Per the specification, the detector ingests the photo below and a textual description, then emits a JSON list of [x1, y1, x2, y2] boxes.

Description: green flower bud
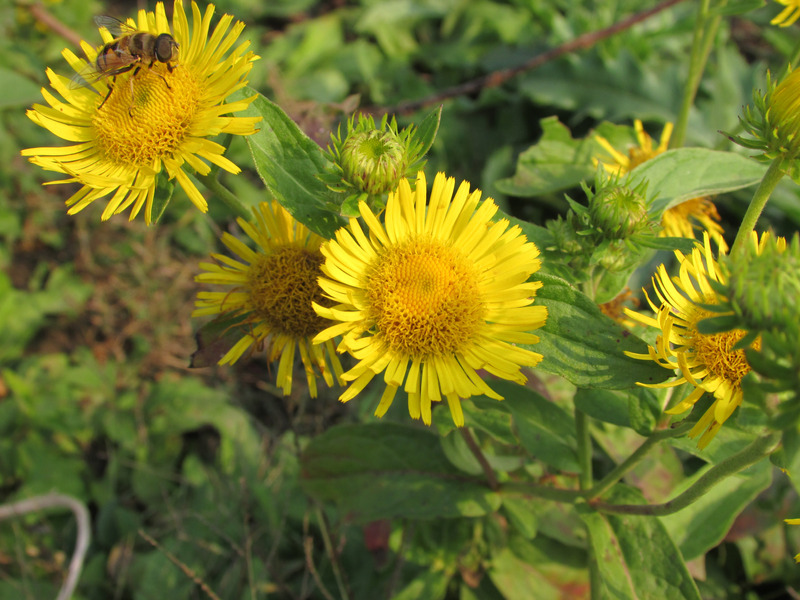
[[588, 183, 649, 239], [340, 129, 407, 195], [723, 232, 800, 335], [321, 113, 430, 215], [547, 216, 583, 255], [729, 68, 800, 171]]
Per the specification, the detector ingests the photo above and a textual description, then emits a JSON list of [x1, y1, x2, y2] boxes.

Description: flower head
[[594, 120, 727, 249], [624, 232, 762, 448], [661, 197, 728, 252], [194, 201, 344, 397], [594, 119, 673, 174], [22, 0, 261, 224], [772, 0, 800, 26], [313, 171, 548, 426]]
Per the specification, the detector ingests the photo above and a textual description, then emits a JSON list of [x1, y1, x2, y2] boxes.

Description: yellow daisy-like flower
[[623, 232, 769, 449], [594, 119, 673, 174], [594, 119, 727, 249], [313, 171, 548, 426], [772, 0, 800, 26], [22, 0, 261, 224], [193, 201, 344, 398], [661, 197, 728, 253]]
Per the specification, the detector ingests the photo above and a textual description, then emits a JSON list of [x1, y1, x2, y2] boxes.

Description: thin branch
[[459, 428, 499, 491], [29, 3, 84, 49], [0, 493, 91, 600], [138, 529, 222, 600], [372, 0, 689, 115]]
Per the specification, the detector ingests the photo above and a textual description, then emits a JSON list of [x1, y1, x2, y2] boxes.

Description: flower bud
[[589, 183, 649, 239], [340, 129, 407, 195]]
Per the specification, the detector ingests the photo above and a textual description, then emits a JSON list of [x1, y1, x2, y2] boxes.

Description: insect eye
[[154, 34, 176, 62]]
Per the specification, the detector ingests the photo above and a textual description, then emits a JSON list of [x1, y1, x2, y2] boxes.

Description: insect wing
[[93, 15, 138, 37]]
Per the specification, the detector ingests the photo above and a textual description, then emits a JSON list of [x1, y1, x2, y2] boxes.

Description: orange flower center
[[247, 247, 330, 338], [690, 327, 758, 386], [92, 64, 199, 167], [366, 236, 485, 357]]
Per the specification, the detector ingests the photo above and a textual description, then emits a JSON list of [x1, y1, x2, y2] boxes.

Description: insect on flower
[[71, 16, 180, 110]]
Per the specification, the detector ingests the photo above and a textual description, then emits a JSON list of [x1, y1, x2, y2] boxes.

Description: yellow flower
[[594, 119, 673, 174], [194, 201, 344, 398], [772, 0, 800, 26], [22, 0, 260, 224], [313, 171, 548, 426], [594, 120, 727, 249], [624, 232, 767, 449], [661, 197, 728, 253]]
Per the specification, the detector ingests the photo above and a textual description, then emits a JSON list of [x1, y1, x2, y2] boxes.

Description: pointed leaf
[[237, 88, 346, 237], [415, 105, 443, 155], [579, 486, 701, 600], [631, 148, 766, 215], [300, 422, 500, 522], [495, 117, 599, 197], [526, 274, 669, 389]]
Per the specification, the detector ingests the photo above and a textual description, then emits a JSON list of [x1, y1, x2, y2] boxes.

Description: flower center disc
[[691, 326, 758, 386], [92, 65, 200, 167], [367, 237, 484, 357], [248, 247, 330, 338]]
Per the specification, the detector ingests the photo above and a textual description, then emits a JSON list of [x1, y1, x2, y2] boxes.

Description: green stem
[[574, 407, 600, 599], [730, 158, 785, 256], [672, 0, 721, 148], [460, 429, 499, 491], [576, 408, 593, 490], [592, 431, 780, 516], [583, 422, 694, 501], [315, 506, 351, 600], [499, 481, 583, 503], [196, 172, 251, 221]]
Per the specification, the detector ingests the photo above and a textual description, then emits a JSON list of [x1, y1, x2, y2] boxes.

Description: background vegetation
[[2, 0, 800, 598]]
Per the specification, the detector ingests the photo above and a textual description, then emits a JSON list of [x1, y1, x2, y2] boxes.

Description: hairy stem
[[731, 158, 785, 257], [592, 431, 780, 516], [196, 172, 251, 221]]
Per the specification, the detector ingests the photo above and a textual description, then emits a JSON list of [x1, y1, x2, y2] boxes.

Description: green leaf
[[0, 67, 42, 109], [528, 273, 669, 389], [150, 173, 174, 225], [493, 381, 579, 472], [659, 459, 772, 560], [579, 486, 702, 600], [495, 117, 599, 197], [392, 570, 449, 600], [300, 422, 500, 521], [415, 105, 443, 156], [631, 148, 766, 215], [574, 389, 631, 429], [489, 533, 588, 600], [635, 236, 697, 253], [237, 87, 346, 238]]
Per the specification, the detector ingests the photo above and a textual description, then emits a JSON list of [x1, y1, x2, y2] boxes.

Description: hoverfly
[[72, 16, 179, 110]]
